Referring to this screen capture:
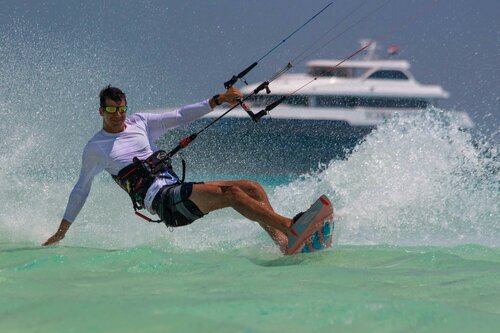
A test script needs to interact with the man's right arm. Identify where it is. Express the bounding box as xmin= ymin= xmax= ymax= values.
xmin=42 ymin=219 xmax=71 ymax=246
xmin=42 ymin=143 xmax=105 ymax=246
